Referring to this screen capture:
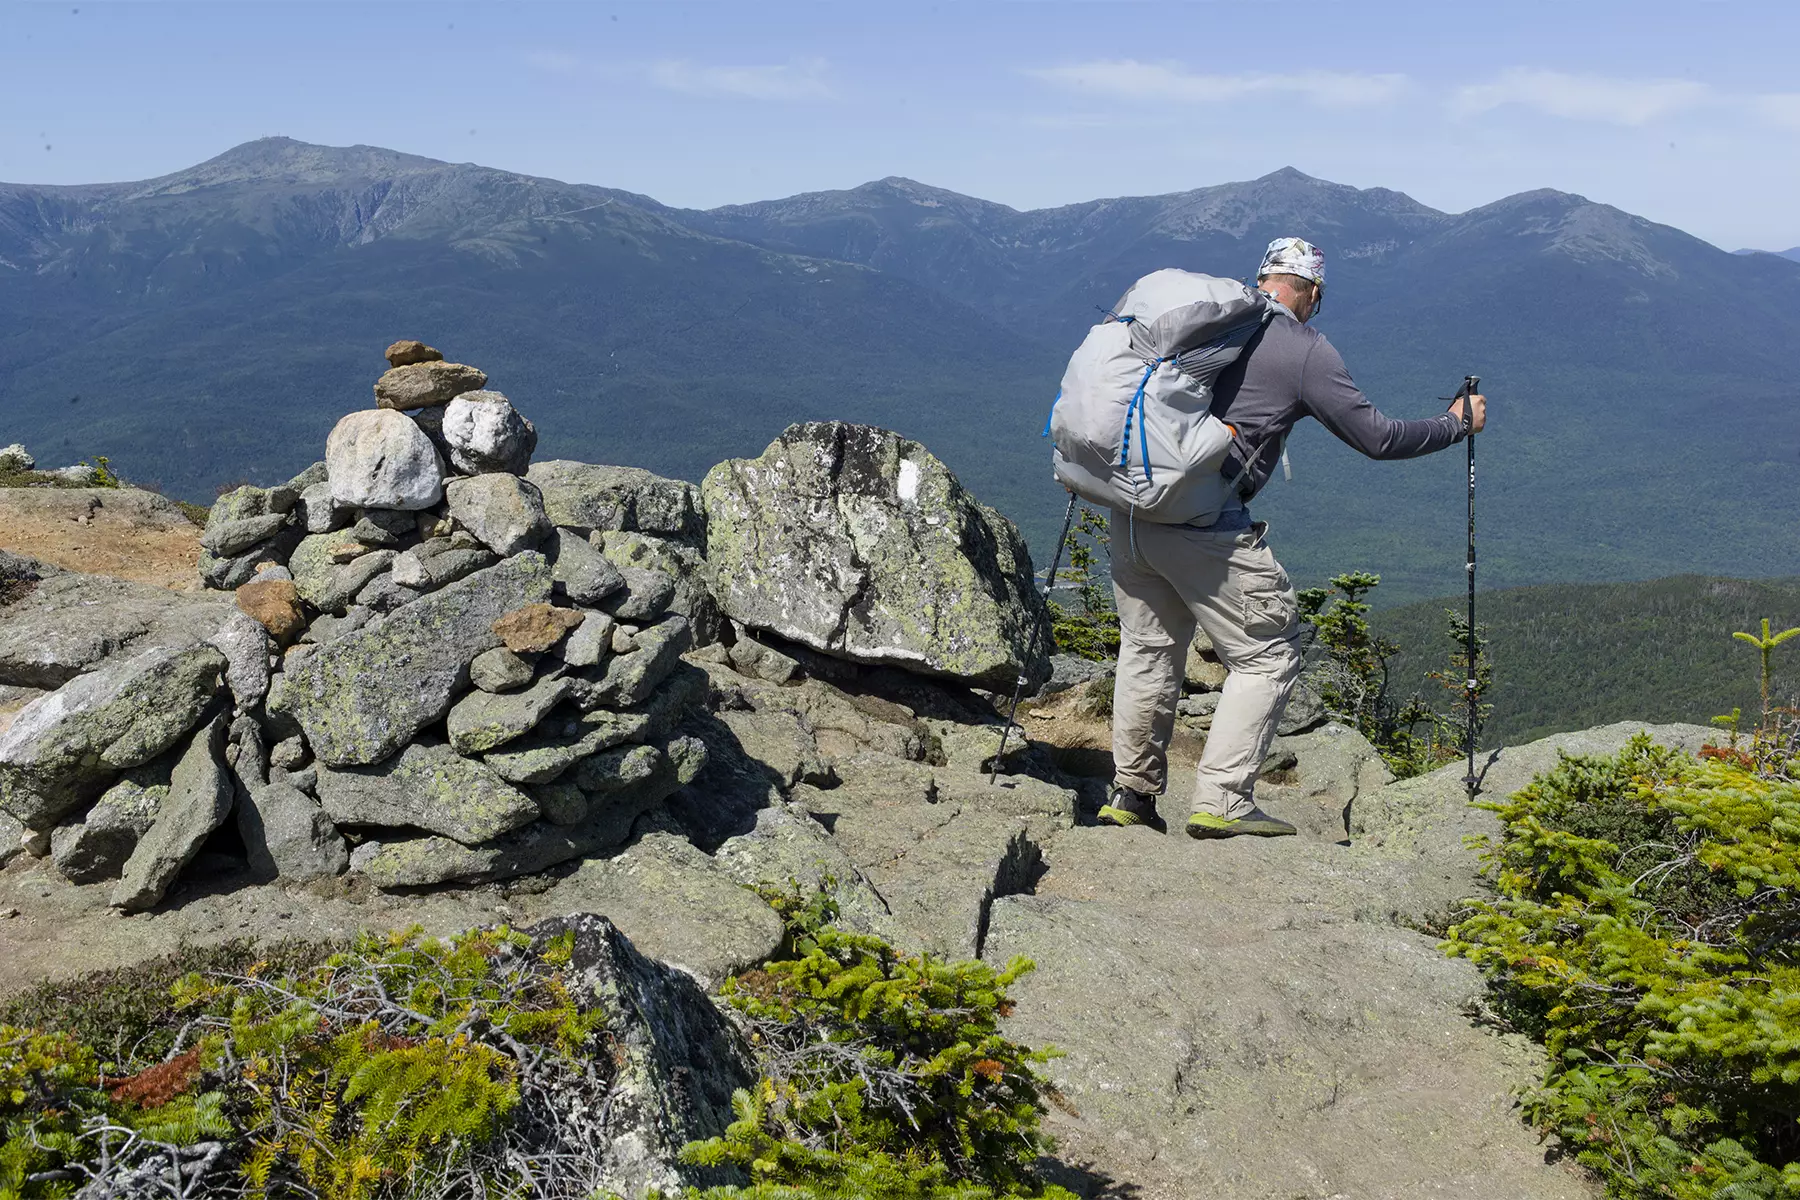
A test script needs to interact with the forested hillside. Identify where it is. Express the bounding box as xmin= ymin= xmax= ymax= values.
xmin=1374 ymin=575 xmax=1800 ymax=743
